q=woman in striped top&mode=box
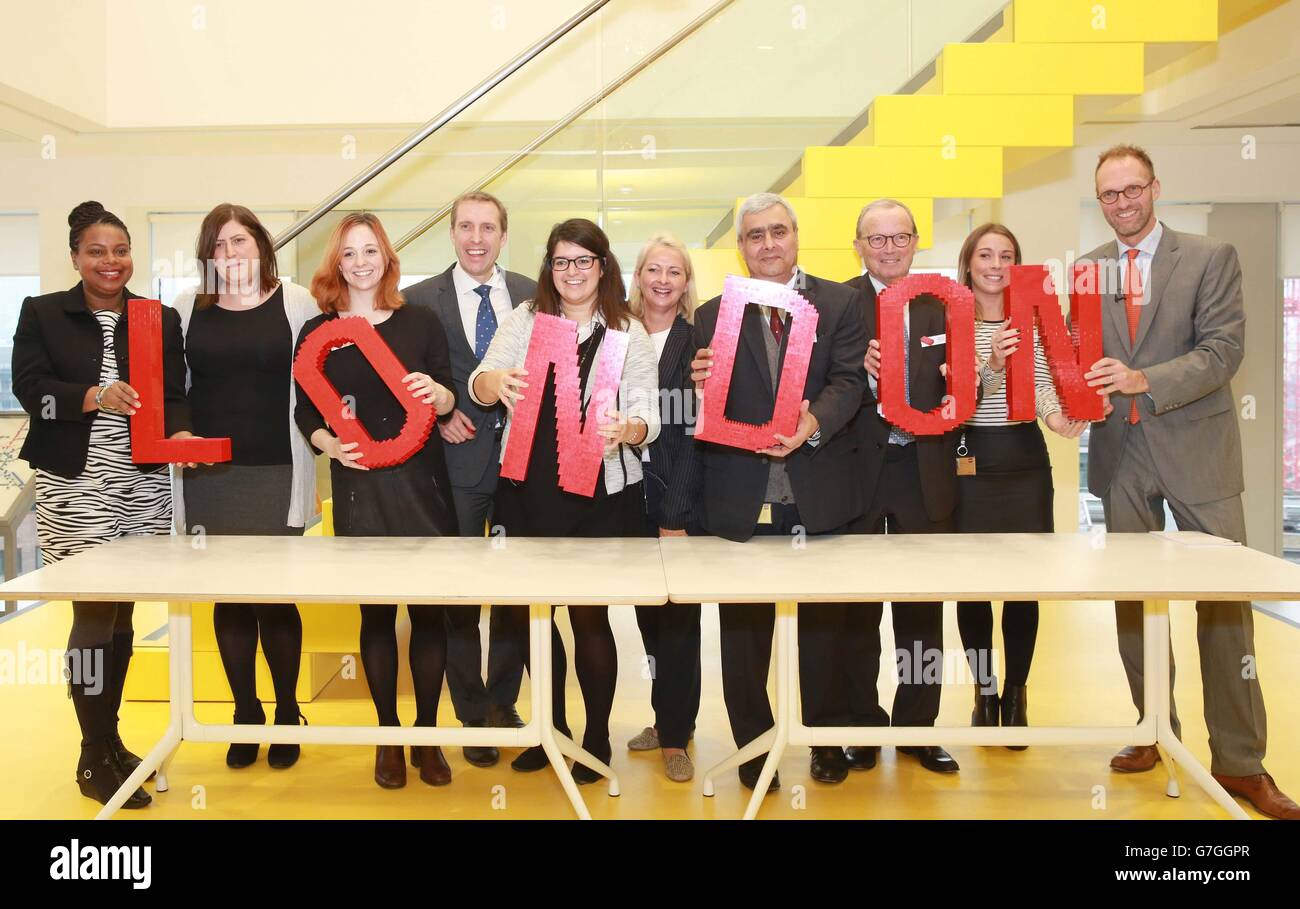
[955,223,1088,744]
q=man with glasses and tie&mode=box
[852,199,962,776]
[403,191,537,769]
[1082,144,1297,819]
[688,192,868,791]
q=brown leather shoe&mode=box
[1110,745,1160,773]
[374,745,406,789]
[418,746,452,787]
[1213,772,1300,820]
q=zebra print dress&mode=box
[35,309,172,566]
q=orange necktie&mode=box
[1124,248,1143,424]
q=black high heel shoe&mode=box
[1001,684,1028,751]
[227,702,266,769]
[971,686,1000,728]
[268,708,306,769]
[78,742,151,809]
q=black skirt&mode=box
[955,422,1054,534]
[331,447,459,537]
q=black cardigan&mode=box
[12,282,192,478]
[645,315,701,531]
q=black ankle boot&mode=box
[267,707,305,769]
[1001,683,1028,751]
[572,741,612,786]
[972,686,1000,727]
[227,701,265,769]
[78,741,151,809]
[110,732,156,781]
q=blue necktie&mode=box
[473,284,497,361]
[888,326,915,445]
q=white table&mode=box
[0,535,668,820]
[659,531,1300,820]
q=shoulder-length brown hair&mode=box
[194,203,280,309]
[310,212,404,314]
[958,222,1022,291]
[532,218,632,331]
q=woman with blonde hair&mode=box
[294,212,459,789]
[624,233,702,781]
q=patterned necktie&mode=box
[887,323,915,445]
[769,307,784,345]
[473,284,497,361]
[1124,248,1142,424]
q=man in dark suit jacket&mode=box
[687,193,867,792]
[847,199,963,776]
[1082,145,1296,819]
[401,192,536,768]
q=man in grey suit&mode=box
[402,191,537,769]
[1083,144,1297,819]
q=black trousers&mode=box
[444,485,527,724]
[635,516,701,749]
[719,503,860,751]
[826,444,951,729]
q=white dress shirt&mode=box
[1117,220,1163,306]
[452,262,513,354]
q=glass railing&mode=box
[279,0,1011,291]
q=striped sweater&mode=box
[972,320,1061,426]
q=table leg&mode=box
[702,729,775,797]
[94,600,190,819]
[3,527,16,613]
[1145,599,1249,819]
[740,600,795,820]
[531,603,594,820]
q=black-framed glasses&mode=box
[550,255,601,271]
[860,232,915,249]
[1097,181,1153,205]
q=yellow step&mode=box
[1013,0,1218,43]
[803,146,1003,199]
[871,94,1074,147]
[734,196,934,250]
[940,42,1145,95]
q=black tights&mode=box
[66,601,135,745]
[213,603,303,721]
[957,601,1039,689]
[519,606,616,761]
[359,605,447,727]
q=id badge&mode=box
[956,435,975,476]
[758,503,773,525]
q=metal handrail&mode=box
[393,0,737,252]
[272,0,613,250]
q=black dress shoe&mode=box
[898,745,960,774]
[809,746,848,784]
[459,721,500,768]
[844,745,879,771]
[1000,684,1028,751]
[572,747,612,786]
[486,704,525,729]
[972,689,999,727]
[738,756,780,792]
[511,745,549,772]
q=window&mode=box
[0,214,41,413]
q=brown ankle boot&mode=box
[418,746,451,786]
[374,745,406,789]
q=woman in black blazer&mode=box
[625,234,703,782]
[11,201,196,809]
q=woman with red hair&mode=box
[294,213,459,789]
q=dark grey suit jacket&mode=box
[403,264,537,491]
[1081,224,1245,505]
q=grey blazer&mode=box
[402,264,537,491]
[1082,224,1245,505]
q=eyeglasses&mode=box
[859,232,915,249]
[743,225,792,244]
[550,255,601,271]
[1097,181,1153,205]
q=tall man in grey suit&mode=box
[402,191,537,769]
[1083,145,1297,819]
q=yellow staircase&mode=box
[692,0,1224,297]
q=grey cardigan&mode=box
[467,304,661,494]
[170,281,320,530]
